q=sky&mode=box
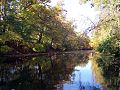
[49,0,100,33]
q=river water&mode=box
[0,51,119,90]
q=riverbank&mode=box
[0,50,93,58]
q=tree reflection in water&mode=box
[92,54,120,90]
[0,51,119,90]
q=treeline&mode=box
[0,0,91,55]
[90,0,120,58]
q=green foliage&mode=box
[97,38,113,53]
[96,33,120,57]
[0,45,13,53]
[33,44,46,52]
[0,31,22,42]
[0,0,91,54]
[91,0,120,57]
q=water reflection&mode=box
[0,51,119,90]
[62,60,103,90]
[92,54,120,90]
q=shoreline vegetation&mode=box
[0,0,92,57]
[0,0,119,59]
[0,49,93,57]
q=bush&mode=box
[97,38,112,53]
[97,37,120,57]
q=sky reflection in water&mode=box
[61,60,103,90]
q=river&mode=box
[0,51,119,90]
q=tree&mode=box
[90,0,120,57]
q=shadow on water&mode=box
[0,51,119,90]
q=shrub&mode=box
[97,37,120,57]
